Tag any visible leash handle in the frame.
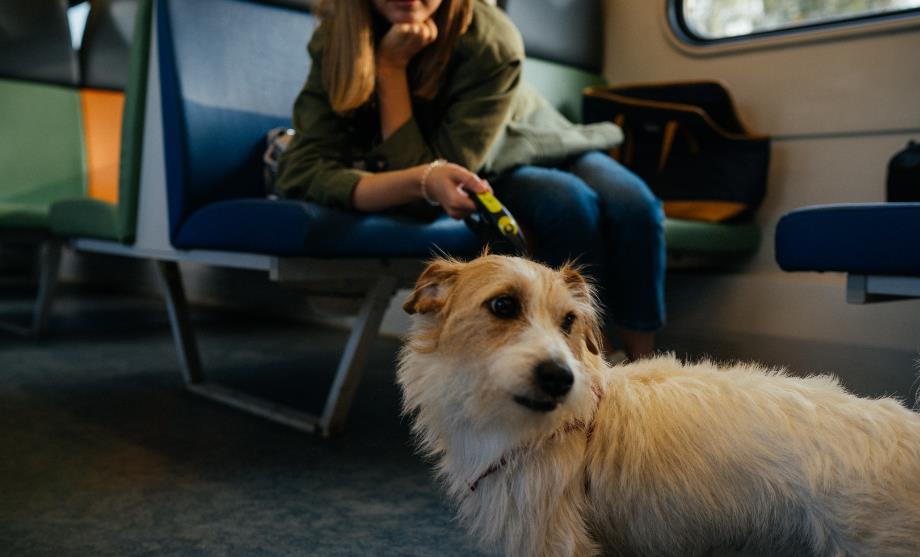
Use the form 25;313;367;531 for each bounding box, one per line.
465;191;528;256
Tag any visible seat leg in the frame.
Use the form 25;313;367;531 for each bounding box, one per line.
320;274;398;436
153;260;203;383
154;259;397;437
0;239;61;337
31;240;62;336
847;273;920;303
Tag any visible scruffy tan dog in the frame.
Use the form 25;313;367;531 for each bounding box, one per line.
397;255;920;557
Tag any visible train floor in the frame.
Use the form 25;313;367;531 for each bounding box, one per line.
0;284;485;557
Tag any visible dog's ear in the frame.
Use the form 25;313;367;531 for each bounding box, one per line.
582;317;604;356
403;259;462;315
560;264;604;356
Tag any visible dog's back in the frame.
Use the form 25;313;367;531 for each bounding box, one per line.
586;355;920;556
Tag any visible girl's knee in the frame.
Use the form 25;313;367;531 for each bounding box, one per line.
620;188;665;232
510;168;601;229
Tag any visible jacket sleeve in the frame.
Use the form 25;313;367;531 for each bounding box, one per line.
275;31;371;210
371;36;524;174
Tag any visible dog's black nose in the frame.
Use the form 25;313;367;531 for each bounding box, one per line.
533;360;574;398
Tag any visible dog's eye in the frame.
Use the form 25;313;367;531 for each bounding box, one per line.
488;295;520;319
561;312;576;334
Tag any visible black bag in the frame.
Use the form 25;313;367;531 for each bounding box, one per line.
887;141;920;202
583;81;770;222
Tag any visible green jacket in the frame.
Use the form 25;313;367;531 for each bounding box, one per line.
276;0;621;210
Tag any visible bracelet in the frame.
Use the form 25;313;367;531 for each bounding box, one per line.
420;159;447;206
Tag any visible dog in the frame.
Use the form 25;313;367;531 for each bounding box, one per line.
397;255;920;557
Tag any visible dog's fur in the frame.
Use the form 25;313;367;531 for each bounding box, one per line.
397;255;920;557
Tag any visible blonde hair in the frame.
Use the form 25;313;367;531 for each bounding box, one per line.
318;0;474;114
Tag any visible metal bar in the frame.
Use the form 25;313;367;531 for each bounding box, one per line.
866;275;920;299
320;274;398;437
187;383;321;434
152;255;403;435
0;319;32;336
847;273;920;304
846;274;868;304
0;239;61;337
154;260;204;383
73;238;274;271
31;240;62;336
271;256;425;285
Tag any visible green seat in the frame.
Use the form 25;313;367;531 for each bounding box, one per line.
49;0;152;243
0;79;82;335
0;0;85;336
665;218;760;254
0;80;86;229
0;0;149;337
523;57;761;260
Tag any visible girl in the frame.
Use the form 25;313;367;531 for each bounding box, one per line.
276;0;665;359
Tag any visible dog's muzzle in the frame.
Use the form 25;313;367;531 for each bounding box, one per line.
514;360;574;413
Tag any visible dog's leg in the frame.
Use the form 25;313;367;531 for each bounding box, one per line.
540;486;601;557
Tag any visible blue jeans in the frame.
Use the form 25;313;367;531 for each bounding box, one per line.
491;151;666;332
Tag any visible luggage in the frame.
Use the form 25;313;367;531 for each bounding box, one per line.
887;140;920;202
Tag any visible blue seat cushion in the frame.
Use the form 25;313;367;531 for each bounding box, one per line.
775;202;920;275
173;198;482;258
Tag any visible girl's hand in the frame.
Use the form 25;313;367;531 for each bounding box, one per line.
425;163;492;220
377;19;438;71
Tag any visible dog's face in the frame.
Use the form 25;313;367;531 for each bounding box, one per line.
399;255;605;448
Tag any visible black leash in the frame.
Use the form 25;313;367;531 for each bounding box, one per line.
464;191;529;257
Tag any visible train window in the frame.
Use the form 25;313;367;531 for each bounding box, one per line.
676;0;920;41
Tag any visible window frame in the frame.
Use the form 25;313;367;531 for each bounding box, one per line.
668;0;920;46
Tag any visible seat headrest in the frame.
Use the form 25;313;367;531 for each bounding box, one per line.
504;0;602;73
0;0;79;85
81;0;138;90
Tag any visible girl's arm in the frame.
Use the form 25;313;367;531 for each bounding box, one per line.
375;20;438;139
352;161;490;220
370;16;525;178
352;19;491;220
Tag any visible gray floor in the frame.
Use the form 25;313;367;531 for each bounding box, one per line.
0;286;488;557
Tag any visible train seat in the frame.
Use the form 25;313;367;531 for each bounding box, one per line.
775;202;920;301
0;81;85;230
156;0;478;258
0;0;86;335
50;0;152;243
0;0;84;232
0;0;144;336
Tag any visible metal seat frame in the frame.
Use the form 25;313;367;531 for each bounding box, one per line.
73;237;421;437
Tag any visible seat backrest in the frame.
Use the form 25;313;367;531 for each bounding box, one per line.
78;0;143;209
607;81;748;135
157;0;315;240
503;0;605;123
81;0;139;90
505;0;603;73
0;0;79;85
113;0;152;241
0;0;83;225
0;79;85;212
